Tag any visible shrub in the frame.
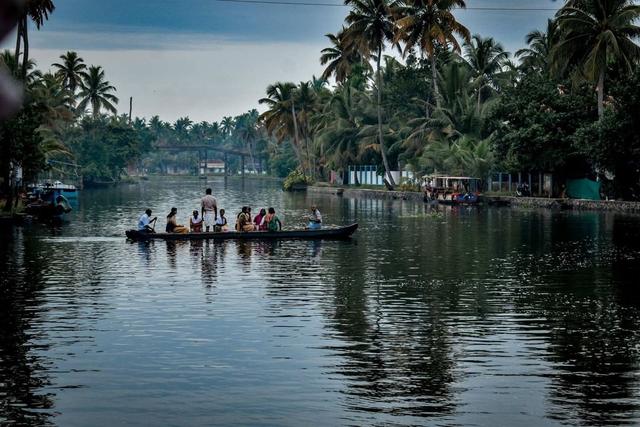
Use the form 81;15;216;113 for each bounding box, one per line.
283;169;313;191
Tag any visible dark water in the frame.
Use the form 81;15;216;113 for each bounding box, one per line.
2;177;640;426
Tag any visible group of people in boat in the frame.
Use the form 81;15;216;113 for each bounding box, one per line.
136;187;323;234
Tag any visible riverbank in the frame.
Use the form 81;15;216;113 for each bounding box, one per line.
308;185;640;213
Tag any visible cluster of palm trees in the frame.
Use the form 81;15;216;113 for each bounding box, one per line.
260;0;640;187
137;110;270;175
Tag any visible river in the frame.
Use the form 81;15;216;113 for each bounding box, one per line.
2;177;640;426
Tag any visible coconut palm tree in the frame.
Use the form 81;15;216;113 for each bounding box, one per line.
315;84;363;182
343;0;399;186
77;66;118;117
52;51;87;95
259;82;306;172
552;0;640;118
15;0;55;78
320;28;364;83
220;116;235;137
515;19;559;73
395;0;470;109
463;34;510;111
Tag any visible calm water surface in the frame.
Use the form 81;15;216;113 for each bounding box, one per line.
2;177;640;426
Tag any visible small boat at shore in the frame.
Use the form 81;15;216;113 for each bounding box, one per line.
125;223;358;241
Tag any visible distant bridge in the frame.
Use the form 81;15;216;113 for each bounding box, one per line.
155;145;263;176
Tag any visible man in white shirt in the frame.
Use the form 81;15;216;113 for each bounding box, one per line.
138;209;157;232
201;188;218;232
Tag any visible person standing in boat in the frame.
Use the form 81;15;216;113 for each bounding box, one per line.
201;188;218;232
307;205;322;230
138;209;157;233
166;207;189;233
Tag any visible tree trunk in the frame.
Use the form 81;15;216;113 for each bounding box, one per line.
14;18;22;64
291;102;306;176
597;69;604;119
430;53;440;109
21;16;29;80
376;44;395;187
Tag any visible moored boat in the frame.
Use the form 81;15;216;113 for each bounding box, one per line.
125;223;358;241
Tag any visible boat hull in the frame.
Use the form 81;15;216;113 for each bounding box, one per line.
125;223;358;241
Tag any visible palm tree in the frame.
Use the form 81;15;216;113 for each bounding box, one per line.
259;82;306;172
515;19;559;73
52;51;87;94
395;0;470;109
320;28;364;83
221;116;235;137
234;110;260;172
15;0;55;78
552;0;640;118
77;65;119;117
463;34;510;111
315;84;363;182
343;0;398;186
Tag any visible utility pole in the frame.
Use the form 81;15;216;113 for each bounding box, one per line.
128;97;133;123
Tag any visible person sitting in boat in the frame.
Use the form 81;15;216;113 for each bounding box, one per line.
166;207;189;233
307;205;322;230
263;207;282;232
254;208;267;231
54;195;72;215
236;206;255;232
190;210;203;233
138;209;157;233
214;209;229;232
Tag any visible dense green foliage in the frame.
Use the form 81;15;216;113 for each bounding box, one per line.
257;0;640;199
3;0;640;201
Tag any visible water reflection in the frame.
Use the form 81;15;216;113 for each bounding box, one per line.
0;227;54;425
2;178;640;426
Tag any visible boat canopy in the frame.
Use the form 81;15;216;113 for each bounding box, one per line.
422;175;483;192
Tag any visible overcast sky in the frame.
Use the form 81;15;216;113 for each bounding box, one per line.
4;0;559;123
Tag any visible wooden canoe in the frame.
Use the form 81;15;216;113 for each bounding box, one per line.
125;223;358;241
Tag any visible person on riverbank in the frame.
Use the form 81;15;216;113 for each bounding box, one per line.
263;207;282;232
138;209;157;233
201;188;217;232
254;208;267;231
190;210;203;233
166;207;189;233
307;205;322;230
215;209;229;232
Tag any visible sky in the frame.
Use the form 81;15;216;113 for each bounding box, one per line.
3;0;560;123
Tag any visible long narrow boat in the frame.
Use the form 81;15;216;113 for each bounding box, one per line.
125;223;358;241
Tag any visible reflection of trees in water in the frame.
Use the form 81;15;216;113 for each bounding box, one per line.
0;228;54;425
509;213;640;425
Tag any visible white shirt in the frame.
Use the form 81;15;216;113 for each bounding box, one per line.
312;209;322;223
201;194;217;212
138;213;150;230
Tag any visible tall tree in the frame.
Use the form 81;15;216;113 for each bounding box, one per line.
463;34;510;110
220;116;235;137
515;19;560;73
552;0;640;118
52;51;87;94
320;28;363;83
259;82;306;173
344;0;398;186
77;65;119;117
15;0;55;79
395;0;470;110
